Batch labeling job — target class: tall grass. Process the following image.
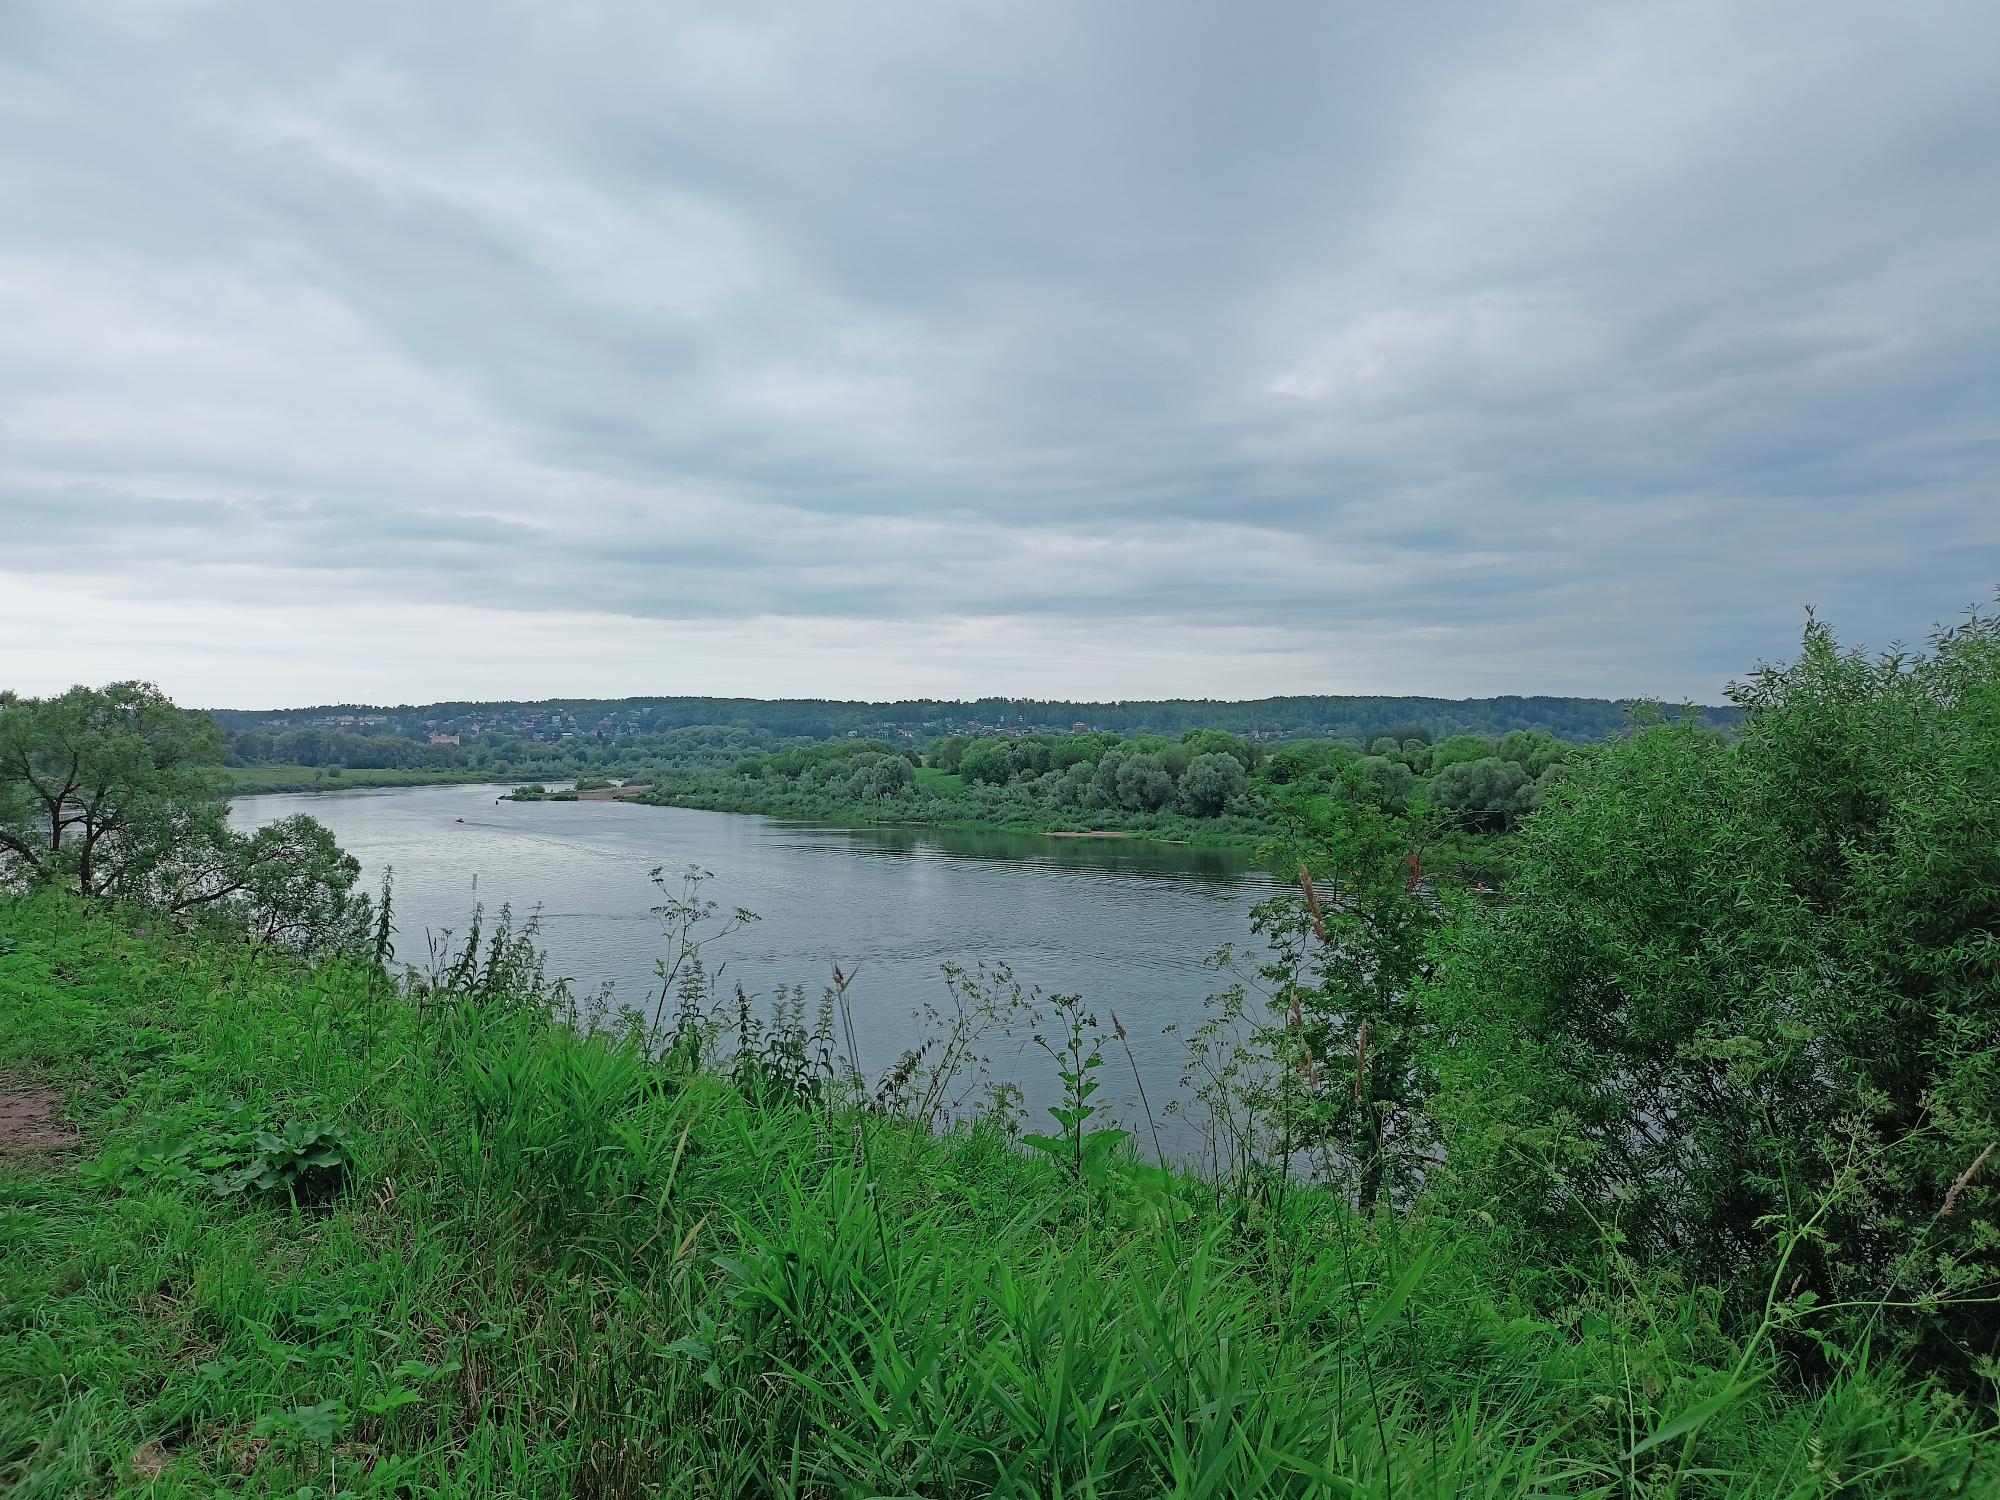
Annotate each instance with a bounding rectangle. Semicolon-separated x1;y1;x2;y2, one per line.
0;890;1991;1496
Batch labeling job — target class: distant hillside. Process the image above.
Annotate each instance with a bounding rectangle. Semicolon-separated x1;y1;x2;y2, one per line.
207;692;1738;745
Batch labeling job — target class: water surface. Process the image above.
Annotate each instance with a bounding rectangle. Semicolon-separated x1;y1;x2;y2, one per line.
232;784;1274;1147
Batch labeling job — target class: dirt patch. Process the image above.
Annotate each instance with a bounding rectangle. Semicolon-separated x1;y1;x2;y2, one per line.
0;1087;77;1160
576;783;652;800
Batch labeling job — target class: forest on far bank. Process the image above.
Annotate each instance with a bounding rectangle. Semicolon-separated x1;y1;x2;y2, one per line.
211;687;1733;836
210;688;1740;772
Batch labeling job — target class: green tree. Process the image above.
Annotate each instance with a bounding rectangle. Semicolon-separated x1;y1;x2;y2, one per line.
1086;746;1128;808
845;754;915;801
1260;741;1355;786
1427;610;2000;1376
1493;729;1568;777
1177;752;1246;816
1354;756;1416;809
155;813;366;952
927;736;971;772
1428;734;1494;772
0;683;368;955
1113;753;1174;812
1050;732;1119;769
0;681;224;897
1251;774;1459;1209
1048;761;1093;807
1427;756;1535;832
1010;739;1052;777
1180;727;1258;770
959;741;1015;786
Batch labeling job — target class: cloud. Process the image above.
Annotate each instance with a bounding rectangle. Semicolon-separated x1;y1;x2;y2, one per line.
3;0;1996;706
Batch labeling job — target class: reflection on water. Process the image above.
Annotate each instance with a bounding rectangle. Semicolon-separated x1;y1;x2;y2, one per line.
232;784;1275;1153
832;821;1260;879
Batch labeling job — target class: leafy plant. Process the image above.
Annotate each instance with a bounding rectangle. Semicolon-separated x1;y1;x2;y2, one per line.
1022;992;1129;1182
361;1358;461;1419
253;1399;348;1444
212;1119;351;1203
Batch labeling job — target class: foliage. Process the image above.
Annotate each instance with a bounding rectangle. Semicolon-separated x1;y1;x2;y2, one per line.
1177;751;1248;815
212;690;1741;753
646;719;1623;849
213;691;1728;807
1021;992;1130;1181
1427;755;1538;831
212;1119;352;1204
0;680;225;896
1426;609;2000;1380
5;613;1995;1492
1187;775;1465;1209
1;682;368;955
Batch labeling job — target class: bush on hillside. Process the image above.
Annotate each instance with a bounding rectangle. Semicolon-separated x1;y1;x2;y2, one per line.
1427;610;2000;1378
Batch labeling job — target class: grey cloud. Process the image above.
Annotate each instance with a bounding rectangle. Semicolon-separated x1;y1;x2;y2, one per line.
3;0;1997;702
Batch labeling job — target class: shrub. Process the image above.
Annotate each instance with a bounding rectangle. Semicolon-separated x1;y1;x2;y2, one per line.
1428;610;2000;1378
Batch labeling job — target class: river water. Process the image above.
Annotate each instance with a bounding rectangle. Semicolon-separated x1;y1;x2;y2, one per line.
231;784;1275;1151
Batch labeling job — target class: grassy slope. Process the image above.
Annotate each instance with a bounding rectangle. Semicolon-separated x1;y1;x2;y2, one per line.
1;896;1989;1497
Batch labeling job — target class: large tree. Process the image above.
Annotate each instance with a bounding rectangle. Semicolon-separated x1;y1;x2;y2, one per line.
1427;755;1536;832
0;681;224;897
1176;751;1246;816
0;682;367;954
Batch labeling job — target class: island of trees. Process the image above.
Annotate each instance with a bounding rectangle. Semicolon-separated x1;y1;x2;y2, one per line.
643;721;1572;844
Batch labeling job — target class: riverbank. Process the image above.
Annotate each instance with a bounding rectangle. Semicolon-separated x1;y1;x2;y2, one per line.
642;782;1271;849
502;782;653;802
4;893;1985;1495
223;764;532;795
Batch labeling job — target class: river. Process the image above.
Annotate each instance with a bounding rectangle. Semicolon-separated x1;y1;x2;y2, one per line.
231;783;1276;1154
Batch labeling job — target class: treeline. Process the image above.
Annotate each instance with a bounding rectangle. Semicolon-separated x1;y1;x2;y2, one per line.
216;689;1735;797
213;691;1740;746
679;722;1576;837
225;724;775;782
227;727;458;770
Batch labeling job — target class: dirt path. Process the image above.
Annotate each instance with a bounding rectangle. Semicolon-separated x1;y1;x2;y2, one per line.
0;1085;76;1161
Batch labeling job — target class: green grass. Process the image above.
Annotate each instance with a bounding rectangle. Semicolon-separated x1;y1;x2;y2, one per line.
1;893;1990;1496
914;767;965;792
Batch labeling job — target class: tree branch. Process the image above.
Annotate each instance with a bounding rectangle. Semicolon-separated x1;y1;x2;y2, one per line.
0;825;46;868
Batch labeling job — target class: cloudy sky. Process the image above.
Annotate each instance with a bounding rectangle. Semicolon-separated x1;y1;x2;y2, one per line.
3;1;1996;708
